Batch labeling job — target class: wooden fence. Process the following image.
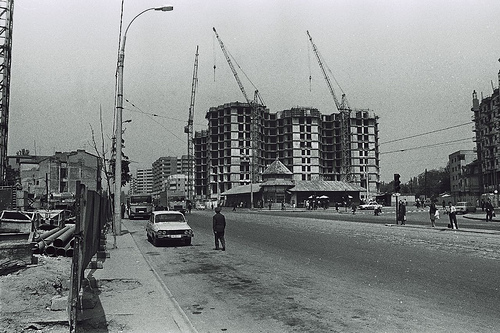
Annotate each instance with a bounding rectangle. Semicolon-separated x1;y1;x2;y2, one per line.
68;183;111;332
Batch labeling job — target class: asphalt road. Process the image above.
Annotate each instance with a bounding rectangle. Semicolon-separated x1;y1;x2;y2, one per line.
126;210;500;332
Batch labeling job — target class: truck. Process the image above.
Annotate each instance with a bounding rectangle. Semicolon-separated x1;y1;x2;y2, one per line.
127;194;153;220
156;191;187;214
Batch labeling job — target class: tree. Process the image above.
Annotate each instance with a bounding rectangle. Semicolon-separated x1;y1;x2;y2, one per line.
380;166;450;198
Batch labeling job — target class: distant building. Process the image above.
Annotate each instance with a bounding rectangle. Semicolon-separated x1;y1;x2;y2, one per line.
472;85;500;196
131;168;153;194
152;155;189;193
9;149;101;207
449;150;480;203
194;102;379;203
165;174;188;196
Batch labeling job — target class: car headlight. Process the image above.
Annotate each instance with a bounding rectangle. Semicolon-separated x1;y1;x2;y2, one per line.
157;230;167;235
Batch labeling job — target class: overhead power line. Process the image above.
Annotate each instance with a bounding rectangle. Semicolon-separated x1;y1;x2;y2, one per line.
380;137;474;155
380;122;472;145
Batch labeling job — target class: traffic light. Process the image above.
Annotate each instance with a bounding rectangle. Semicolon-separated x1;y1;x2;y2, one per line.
394;174;401;193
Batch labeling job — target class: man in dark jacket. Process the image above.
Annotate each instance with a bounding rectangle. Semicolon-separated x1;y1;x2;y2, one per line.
213;207;226;251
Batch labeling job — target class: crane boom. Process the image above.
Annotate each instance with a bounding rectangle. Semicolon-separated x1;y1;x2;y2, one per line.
212;27;252;104
307;30;352;182
185;46;199;201
307;30;341;111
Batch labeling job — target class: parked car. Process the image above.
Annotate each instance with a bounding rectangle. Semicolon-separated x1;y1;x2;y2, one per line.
455;202;477;214
146;210;193;246
359;201;383;210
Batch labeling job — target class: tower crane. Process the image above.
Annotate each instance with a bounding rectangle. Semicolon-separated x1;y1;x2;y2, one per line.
212;27;261;208
307;30;352;182
185;45;199;202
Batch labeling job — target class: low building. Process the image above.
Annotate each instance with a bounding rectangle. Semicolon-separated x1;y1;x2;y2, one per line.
449;150;481;204
220;159;365;209
8;150;101;208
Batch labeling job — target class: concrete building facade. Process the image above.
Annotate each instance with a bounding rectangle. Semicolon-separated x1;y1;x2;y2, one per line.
194;102;380;203
449;150;480;203
11;149;101;200
131;168;153;194
151;155;189;193
472;85;500;195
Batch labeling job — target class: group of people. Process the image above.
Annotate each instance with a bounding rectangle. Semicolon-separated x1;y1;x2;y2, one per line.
428;201;458;229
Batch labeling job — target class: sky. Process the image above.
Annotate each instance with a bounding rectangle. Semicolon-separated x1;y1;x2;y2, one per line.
9;0;500;183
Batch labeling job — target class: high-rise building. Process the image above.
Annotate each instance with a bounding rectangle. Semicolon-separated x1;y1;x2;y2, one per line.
152;155;189;194
194;102;380;201
131;168;153;194
471;82;500;193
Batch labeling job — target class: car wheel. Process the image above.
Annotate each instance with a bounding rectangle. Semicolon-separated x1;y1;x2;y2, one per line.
147;233;151;242
184;238;192;246
152;235;159;247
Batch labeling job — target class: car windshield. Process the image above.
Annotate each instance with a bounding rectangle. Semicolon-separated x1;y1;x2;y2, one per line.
155;214;185;223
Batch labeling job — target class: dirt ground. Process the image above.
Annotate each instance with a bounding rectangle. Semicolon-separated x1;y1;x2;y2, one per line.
0;255;73;333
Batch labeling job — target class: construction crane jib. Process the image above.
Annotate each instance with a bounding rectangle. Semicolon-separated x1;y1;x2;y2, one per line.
185;46;199;201
307;30;352;182
212;27;252;105
213;27;262;208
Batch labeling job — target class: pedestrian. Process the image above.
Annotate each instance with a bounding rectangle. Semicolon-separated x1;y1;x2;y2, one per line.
485;199;494;222
335;202;339;213
351;202;357;214
398;200;407;225
187;202;192;214
448;201;458;229
212;206;226;251
121;203;125;219
429;200;437;227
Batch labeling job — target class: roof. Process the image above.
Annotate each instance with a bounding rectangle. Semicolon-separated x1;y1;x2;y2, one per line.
261;179;295;187
221;180;365;196
152;210;183;215
288;180;365;192
220;184;262;196
262;159;292;175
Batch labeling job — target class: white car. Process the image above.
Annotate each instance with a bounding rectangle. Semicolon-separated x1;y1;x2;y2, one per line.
146;211;193;246
359;202;383;210
455;202;477;214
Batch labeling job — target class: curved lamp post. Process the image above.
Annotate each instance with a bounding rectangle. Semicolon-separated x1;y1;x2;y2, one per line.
114;6;173;237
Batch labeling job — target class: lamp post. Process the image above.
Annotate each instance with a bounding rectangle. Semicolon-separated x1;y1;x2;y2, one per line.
114;6;173;237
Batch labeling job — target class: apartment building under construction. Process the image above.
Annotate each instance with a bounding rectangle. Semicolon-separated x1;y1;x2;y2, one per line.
194;102;379;202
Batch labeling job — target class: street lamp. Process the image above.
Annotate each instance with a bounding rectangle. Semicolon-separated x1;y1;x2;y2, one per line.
114;5;173;237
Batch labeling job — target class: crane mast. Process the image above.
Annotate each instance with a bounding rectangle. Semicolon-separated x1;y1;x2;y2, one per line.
307;30;352;182
185;46;199;201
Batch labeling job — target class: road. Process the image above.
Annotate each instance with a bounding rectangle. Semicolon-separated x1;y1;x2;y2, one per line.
125;210;500;333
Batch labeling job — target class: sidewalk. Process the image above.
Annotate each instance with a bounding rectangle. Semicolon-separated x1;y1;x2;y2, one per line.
463;210;499;223
81;223;197;333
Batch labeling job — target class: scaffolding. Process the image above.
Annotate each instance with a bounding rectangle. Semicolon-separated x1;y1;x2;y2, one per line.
0;0;13;183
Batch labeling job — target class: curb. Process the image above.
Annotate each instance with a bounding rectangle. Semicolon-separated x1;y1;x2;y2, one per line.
127;227;199;333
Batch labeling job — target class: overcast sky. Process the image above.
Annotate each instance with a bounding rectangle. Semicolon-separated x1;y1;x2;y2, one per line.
9;0;500;183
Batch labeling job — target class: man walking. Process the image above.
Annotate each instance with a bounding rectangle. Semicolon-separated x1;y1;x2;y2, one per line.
429;200;437;227
448;201;458;229
213;207;226;251
485;199;494;222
